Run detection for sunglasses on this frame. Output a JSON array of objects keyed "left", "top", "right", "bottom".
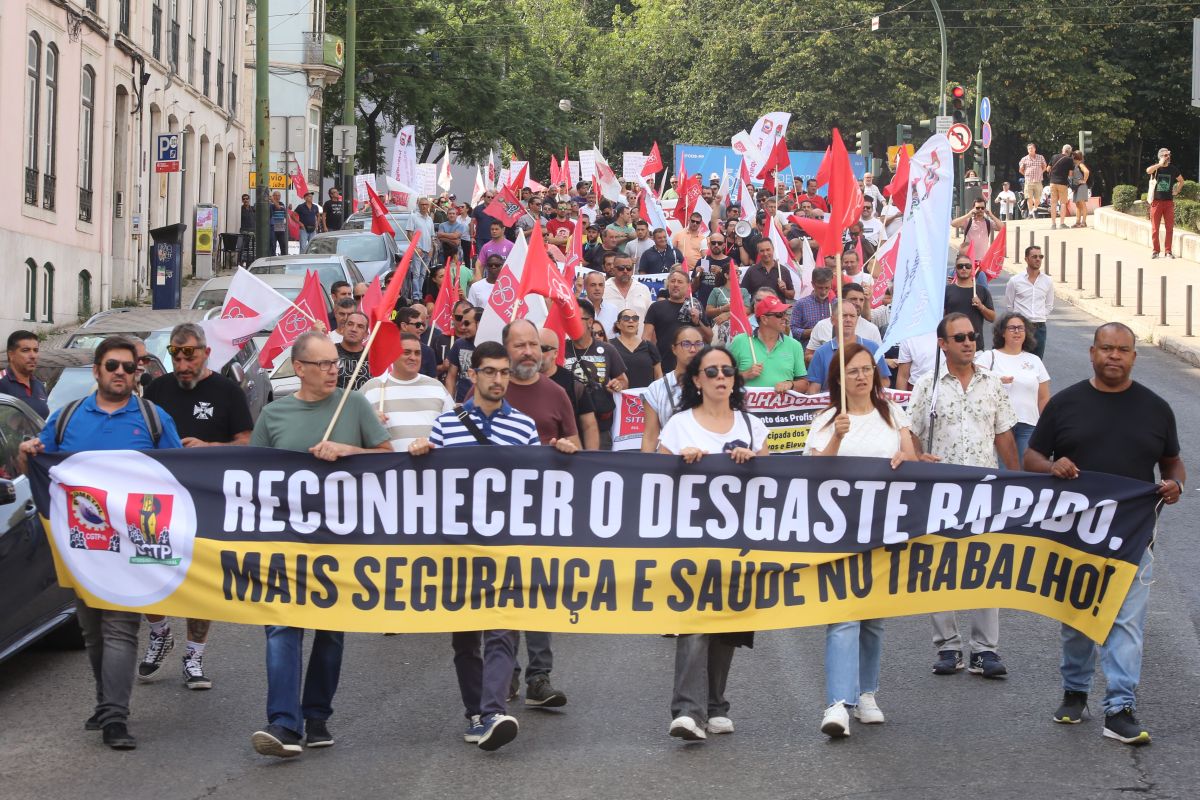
[
  {"left": 166, "top": 344, "right": 202, "bottom": 359},
  {"left": 702, "top": 365, "right": 737, "bottom": 378},
  {"left": 408, "top": 321, "right": 427, "bottom": 329},
  {"left": 540, "top": 344, "right": 558, "bottom": 353},
  {"left": 761, "top": 312, "right": 787, "bottom": 320},
  {"left": 946, "top": 332, "right": 981, "bottom": 343},
  {"left": 614, "top": 265, "right": 634, "bottom": 272},
  {"left": 453, "top": 314, "right": 467, "bottom": 322},
  {"left": 955, "top": 264, "right": 973, "bottom": 270},
  {"left": 690, "top": 219, "right": 702, "bottom": 225},
  {"left": 710, "top": 240, "right": 726, "bottom": 246},
  {"left": 618, "top": 314, "right": 640, "bottom": 322},
  {"left": 475, "top": 367, "right": 512, "bottom": 377},
  {"left": 102, "top": 359, "right": 137, "bottom": 374}
]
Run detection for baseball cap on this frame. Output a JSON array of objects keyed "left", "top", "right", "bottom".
[{"left": 754, "top": 295, "right": 792, "bottom": 316}]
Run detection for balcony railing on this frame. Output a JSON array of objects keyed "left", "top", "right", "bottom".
[
  {"left": 79, "top": 187, "right": 93, "bottom": 222},
  {"left": 24, "top": 167, "right": 38, "bottom": 206},
  {"left": 42, "top": 174, "right": 56, "bottom": 211}
]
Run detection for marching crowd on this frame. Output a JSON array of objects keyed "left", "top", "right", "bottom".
[{"left": 0, "top": 163, "right": 1185, "bottom": 758}]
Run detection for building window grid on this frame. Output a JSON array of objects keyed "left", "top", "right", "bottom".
[
  {"left": 79, "top": 66, "right": 95, "bottom": 221},
  {"left": 203, "top": 49, "right": 211, "bottom": 95},
  {"left": 216, "top": 60, "right": 224, "bottom": 106},
  {"left": 43, "top": 44, "right": 58, "bottom": 212},
  {"left": 169, "top": 19, "right": 180, "bottom": 71},
  {"left": 78, "top": 271, "right": 93, "bottom": 320},
  {"left": 119, "top": 0, "right": 132, "bottom": 35},
  {"left": 24, "top": 261, "right": 37, "bottom": 322},
  {"left": 187, "top": 35, "right": 195, "bottom": 84},
  {"left": 24, "top": 33, "right": 40, "bottom": 205},
  {"left": 152, "top": 4, "right": 163, "bottom": 60},
  {"left": 40, "top": 265, "right": 54, "bottom": 323}
]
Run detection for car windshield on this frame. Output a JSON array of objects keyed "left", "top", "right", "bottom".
[
  {"left": 192, "top": 290, "right": 228, "bottom": 310},
  {"left": 310, "top": 235, "right": 387, "bottom": 262}
]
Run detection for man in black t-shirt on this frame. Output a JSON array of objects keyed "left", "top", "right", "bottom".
[
  {"left": 943, "top": 255, "right": 996, "bottom": 345},
  {"left": 1024, "top": 322, "right": 1185, "bottom": 745},
  {"left": 336, "top": 311, "right": 371, "bottom": 390},
  {"left": 1146, "top": 147, "right": 1184, "bottom": 258},
  {"left": 323, "top": 188, "right": 345, "bottom": 232},
  {"left": 141, "top": 322, "right": 255, "bottom": 692},
  {"left": 1048, "top": 145, "right": 1074, "bottom": 229},
  {"left": 643, "top": 269, "right": 713, "bottom": 372}
]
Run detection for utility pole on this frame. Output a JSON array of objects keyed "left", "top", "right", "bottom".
[
  {"left": 931, "top": 0, "right": 947, "bottom": 116},
  {"left": 254, "top": 0, "right": 270, "bottom": 253},
  {"left": 341, "top": 0, "right": 356, "bottom": 209}
]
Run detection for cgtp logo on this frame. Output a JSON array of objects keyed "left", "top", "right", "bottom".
[
  {"left": 65, "top": 485, "right": 120, "bottom": 552},
  {"left": 126, "top": 493, "right": 180, "bottom": 565}
]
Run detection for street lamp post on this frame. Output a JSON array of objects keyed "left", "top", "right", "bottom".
[
  {"left": 931, "top": 0, "right": 947, "bottom": 116},
  {"left": 558, "top": 98, "right": 605, "bottom": 155}
]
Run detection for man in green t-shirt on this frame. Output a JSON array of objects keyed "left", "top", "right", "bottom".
[
  {"left": 727, "top": 295, "right": 808, "bottom": 393},
  {"left": 249, "top": 331, "right": 391, "bottom": 759}
]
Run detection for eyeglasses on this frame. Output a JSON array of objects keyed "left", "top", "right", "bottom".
[
  {"left": 297, "top": 359, "right": 339, "bottom": 371},
  {"left": 614, "top": 264, "right": 634, "bottom": 272},
  {"left": 166, "top": 344, "right": 202, "bottom": 359},
  {"left": 702, "top": 365, "right": 737, "bottom": 378},
  {"left": 137, "top": 355, "right": 154, "bottom": 365},
  {"left": 408, "top": 321, "right": 427, "bottom": 329},
  {"left": 1005, "top": 325, "right": 1026, "bottom": 333},
  {"left": 761, "top": 312, "right": 787, "bottom": 320},
  {"left": 540, "top": 344, "right": 558, "bottom": 353},
  {"left": 474, "top": 367, "right": 512, "bottom": 378},
  {"left": 677, "top": 340, "right": 704, "bottom": 350},
  {"left": 955, "top": 264, "right": 973, "bottom": 270},
  {"left": 618, "top": 314, "right": 640, "bottom": 322},
  {"left": 845, "top": 367, "right": 874, "bottom": 378},
  {"left": 946, "top": 332, "right": 980, "bottom": 343},
  {"left": 102, "top": 359, "right": 137, "bottom": 374}
]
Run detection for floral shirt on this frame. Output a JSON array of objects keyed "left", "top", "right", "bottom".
[{"left": 908, "top": 366, "right": 1017, "bottom": 468}]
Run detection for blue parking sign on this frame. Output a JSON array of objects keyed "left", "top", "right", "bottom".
[{"left": 155, "top": 133, "right": 180, "bottom": 173}]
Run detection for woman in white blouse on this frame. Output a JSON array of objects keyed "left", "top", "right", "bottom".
[
  {"left": 658, "top": 345, "right": 769, "bottom": 743},
  {"left": 804, "top": 342, "right": 916, "bottom": 738},
  {"left": 976, "top": 312, "right": 1050, "bottom": 463}
]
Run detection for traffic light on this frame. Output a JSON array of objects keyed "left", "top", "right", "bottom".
[
  {"left": 973, "top": 140, "right": 985, "bottom": 168},
  {"left": 1078, "top": 130, "right": 1093, "bottom": 155},
  {"left": 919, "top": 118, "right": 935, "bottom": 133},
  {"left": 896, "top": 123, "right": 913, "bottom": 146},
  {"left": 951, "top": 84, "right": 966, "bottom": 124},
  {"left": 855, "top": 130, "right": 871, "bottom": 160}
]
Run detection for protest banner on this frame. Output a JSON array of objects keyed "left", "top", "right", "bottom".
[
  {"left": 622, "top": 152, "right": 647, "bottom": 182},
  {"left": 29, "top": 448, "right": 1158, "bottom": 643}
]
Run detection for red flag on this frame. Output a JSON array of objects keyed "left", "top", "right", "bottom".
[
  {"left": 563, "top": 147, "right": 572, "bottom": 186},
  {"left": 814, "top": 145, "right": 832, "bottom": 188},
  {"left": 258, "top": 270, "right": 325, "bottom": 367},
  {"left": 430, "top": 261, "right": 461, "bottom": 335},
  {"left": 485, "top": 183, "right": 524, "bottom": 227},
  {"left": 883, "top": 145, "right": 911, "bottom": 214},
  {"left": 362, "top": 231, "right": 421, "bottom": 377},
  {"left": 365, "top": 183, "right": 395, "bottom": 236},
  {"left": 507, "top": 162, "right": 528, "bottom": 192},
  {"left": 673, "top": 173, "right": 702, "bottom": 226},
  {"left": 562, "top": 210, "right": 585, "bottom": 287},
  {"left": 642, "top": 141, "right": 664, "bottom": 176},
  {"left": 726, "top": 258, "right": 752, "bottom": 340},
  {"left": 827, "top": 129, "right": 864, "bottom": 235},
  {"left": 772, "top": 135, "right": 791, "bottom": 173},
  {"left": 517, "top": 225, "right": 585, "bottom": 340},
  {"left": 291, "top": 157, "right": 309, "bottom": 199},
  {"left": 789, "top": 213, "right": 841, "bottom": 269},
  {"left": 359, "top": 275, "right": 383, "bottom": 320},
  {"left": 978, "top": 225, "right": 1007, "bottom": 281},
  {"left": 549, "top": 154, "right": 561, "bottom": 186}
]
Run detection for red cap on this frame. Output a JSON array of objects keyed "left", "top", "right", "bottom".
[{"left": 754, "top": 295, "right": 792, "bottom": 316}]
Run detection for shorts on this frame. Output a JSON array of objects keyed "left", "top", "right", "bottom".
[
  {"left": 1050, "top": 184, "right": 1070, "bottom": 205},
  {"left": 1024, "top": 182, "right": 1043, "bottom": 203}
]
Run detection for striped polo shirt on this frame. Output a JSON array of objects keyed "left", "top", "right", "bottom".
[
  {"left": 428, "top": 398, "right": 539, "bottom": 448},
  {"left": 359, "top": 372, "right": 455, "bottom": 451}
]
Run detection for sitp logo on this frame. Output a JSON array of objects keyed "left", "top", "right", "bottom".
[{"left": 49, "top": 451, "right": 197, "bottom": 608}]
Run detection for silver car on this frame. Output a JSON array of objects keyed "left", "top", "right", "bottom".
[
  {"left": 248, "top": 253, "right": 365, "bottom": 295},
  {"left": 304, "top": 230, "right": 400, "bottom": 282}
]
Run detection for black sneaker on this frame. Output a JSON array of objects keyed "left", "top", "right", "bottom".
[
  {"left": 137, "top": 628, "right": 174, "bottom": 681},
  {"left": 102, "top": 722, "right": 137, "bottom": 750},
  {"left": 524, "top": 674, "right": 567, "bottom": 707},
  {"left": 1054, "top": 691, "right": 1088, "bottom": 724},
  {"left": 968, "top": 651, "right": 1008, "bottom": 679},
  {"left": 1103, "top": 707, "right": 1151, "bottom": 745},
  {"left": 507, "top": 671, "right": 520, "bottom": 702},
  {"left": 251, "top": 724, "right": 303, "bottom": 758},
  {"left": 85, "top": 712, "right": 102, "bottom": 731},
  {"left": 305, "top": 719, "right": 334, "bottom": 748},
  {"left": 183, "top": 653, "right": 212, "bottom": 690},
  {"left": 932, "top": 650, "right": 964, "bottom": 675}
]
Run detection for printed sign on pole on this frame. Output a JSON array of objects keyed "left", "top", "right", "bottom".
[
  {"left": 980, "top": 96, "right": 992, "bottom": 123},
  {"left": 981, "top": 122, "right": 993, "bottom": 150},
  {"left": 155, "top": 133, "right": 180, "bottom": 173},
  {"left": 946, "top": 123, "right": 973, "bottom": 154}
]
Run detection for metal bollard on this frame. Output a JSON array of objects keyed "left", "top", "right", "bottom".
[
  {"left": 1059, "top": 241, "right": 1066, "bottom": 283},
  {"left": 1136, "top": 268, "right": 1144, "bottom": 316},
  {"left": 1095, "top": 259, "right": 1101, "bottom": 298},
  {"left": 1189, "top": 286, "right": 1194, "bottom": 337},
  {"left": 1161, "top": 275, "right": 1168, "bottom": 326},
  {"left": 1115, "top": 261, "right": 1122, "bottom": 307},
  {"left": 1044, "top": 236, "right": 1051, "bottom": 275},
  {"left": 1013, "top": 226, "right": 1021, "bottom": 264},
  {"left": 1076, "top": 250, "right": 1084, "bottom": 290}
]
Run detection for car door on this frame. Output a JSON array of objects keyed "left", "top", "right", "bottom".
[{"left": 0, "top": 398, "right": 71, "bottom": 656}]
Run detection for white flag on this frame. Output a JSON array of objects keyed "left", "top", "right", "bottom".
[
  {"left": 438, "top": 147, "right": 453, "bottom": 192},
  {"left": 749, "top": 111, "right": 791, "bottom": 162},
  {"left": 220, "top": 267, "right": 293, "bottom": 322},
  {"left": 475, "top": 235, "right": 548, "bottom": 344},
  {"left": 593, "top": 152, "right": 625, "bottom": 203},
  {"left": 472, "top": 167, "right": 487, "bottom": 206},
  {"left": 390, "top": 125, "right": 417, "bottom": 190}
]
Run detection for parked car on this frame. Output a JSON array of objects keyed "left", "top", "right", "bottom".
[
  {"left": 343, "top": 207, "right": 416, "bottom": 242},
  {"left": 248, "top": 253, "right": 364, "bottom": 295},
  {"left": 304, "top": 230, "right": 400, "bottom": 282},
  {"left": 0, "top": 348, "right": 168, "bottom": 415},
  {"left": 190, "top": 272, "right": 335, "bottom": 319},
  {"left": 0, "top": 394, "right": 82, "bottom": 662}
]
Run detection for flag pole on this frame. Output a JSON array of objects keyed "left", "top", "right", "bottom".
[
  {"left": 835, "top": 255, "right": 847, "bottom": 412},
  {"left": 321, "top": 321, "right": 385, "bottom": 442}
]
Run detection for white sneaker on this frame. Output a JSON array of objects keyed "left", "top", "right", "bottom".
[
  {"left": 669, "top": 716, "right": 707, "bottom": 741},
  {"left": 854, "top": 692, "right": 885, "bottom": 724},
  {"left": 706, "top": 716, "right": 734, "bottom": 734},
  {"left": 820, "top": 702, "right": 850, "bottom": 738}
]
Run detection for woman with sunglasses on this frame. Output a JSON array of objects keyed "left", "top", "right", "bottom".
[
  {"left": 610, "top": 309, "right": 662, "bottom": 389},
  {"left": 804, "top": 342, "right": 916, "bottom": 738},
  {"left": 640, "top": 325, "right": 704, "bottom": 452},
  {"left": 976, "top": 312, "right": 1050, "bottom": 462},
  {"left": 657, "top": 345, "right": 768, "bottom": 742}
]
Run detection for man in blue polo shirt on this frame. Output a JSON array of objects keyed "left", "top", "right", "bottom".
[
  {"left": 1, "top": 330, "right": 49, "bottom": 418},
  {"left": 20, "top": 335, "right": 181, "bottom": 751},
  {"left": 805, "top": 301, "right": 892, "bottom": 391},
  {"left": 409, "top": 340, "right": 576, "bottom": 752}
]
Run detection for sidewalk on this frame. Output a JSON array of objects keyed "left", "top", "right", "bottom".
[{"left": 993, "top": 209, "right": 1200, "bottom": 368}]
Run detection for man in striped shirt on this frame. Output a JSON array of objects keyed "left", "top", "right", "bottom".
[
  {"left": 358, "top": 332, "right": 454, "bottom": 450},
  {"left": 408, "top": 341, "right": 575, "bottom": 751}
]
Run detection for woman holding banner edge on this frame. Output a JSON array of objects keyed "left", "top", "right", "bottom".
[
  {"left": 804, "top": 343, "right": 917, "bottom": 738},
  {"left": 657, "top": 345, "right": 769, "bottom": 741}
]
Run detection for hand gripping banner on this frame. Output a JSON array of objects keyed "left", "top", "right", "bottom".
[{"left": 29, "top": 449, "right": 1159, "bottom": 643}]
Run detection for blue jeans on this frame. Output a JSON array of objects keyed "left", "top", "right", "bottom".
[
  {"left": 1031, "top": 322, "right": 1047, "bottom": 360},
  {"left": 299, "top": 227, "right": 314, "bottom": 252},
  {"left": 1060, "top": 550, "right": 1153, "bottom": 715},
  {"left": 264, "top": 626, "right": 345, "bottom": 735},
  {"left": 1011, "top": 422, "right": 1035, "bottom": 466},
  {"left": 825, "top": 620, "right": 884, "bottom": 706}
]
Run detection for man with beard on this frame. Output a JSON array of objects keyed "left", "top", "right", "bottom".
[
  {"left": 140, "top": 323, "right": 254, "bottom": 691},
  {"left": 644, "top": 269, "right": 713, "bottom": 372},
  {"left": 335, "top": 311, "right": 371, "bottom": 390}
]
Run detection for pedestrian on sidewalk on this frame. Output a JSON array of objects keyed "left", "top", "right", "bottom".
[
  {"left": 1024, "top": 322, "right": 1185, "bottom": 745},
  {"left": 1018, "top": 143, "right": 1048, "bottom": 218},
  {"left": 1070, "top": 151, "right": 1091, "bottom": 228},
  {"left": 1004, "top": 246, "right": 1054, "bottom": 359},
  {"left": 1146, "top": 147, "right": 1184, "bottom": 259},
  {"left": 1048, "top": 145, "right": 1074, "bottom": 230}
]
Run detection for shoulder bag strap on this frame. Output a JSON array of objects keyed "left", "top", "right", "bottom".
[{"left": 454, "top": 404, "right": 493, "bottom": 446}]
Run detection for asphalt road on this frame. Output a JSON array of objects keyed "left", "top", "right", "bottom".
[{"left": 2, "top": 285, "right": 1199, "bottom": 800}]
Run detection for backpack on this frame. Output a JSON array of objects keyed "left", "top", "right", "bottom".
[{"left": 55, "top": 395, "right": 163, "bottom": 447}]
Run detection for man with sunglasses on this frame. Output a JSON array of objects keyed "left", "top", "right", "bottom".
[
  {"left": 908, "top": 312, "right": 1019, "bottom": 680},
  {"left": 546, "top": 203, "right": 577, "bottom": 249},
  {"left": 397, "top": 305, "right": 439, "bottom": 378},
  {"left": 140, "top": 323, "right": 254, "bottom": 691},
  {"left": 944, "top": 256, "right": 996, "bottom": 346},
  {"left": 692, "top": 234, "right": 733, "bottom": 308},
  {"left": 638, "top": 228, "right": 683, "bottom": 275},
  {"left": 728, "top": 295, "right": 807, "bottom": 392},
  {"left": 644, "top": 270, "right": 713, "bottom": 372},
  {"left": 671, "top": 213, "right": 706, "bottom": 266},
  {"left": 468, "top": 255, "right": 505, "bottom": 309},
  {"left": 20, "top": 336, "right": 182, "bottom": 751},
  {"left": 249, "top": 331, "right": 391, "bottom": 758},
  {"left": 475, "top": 221, "right": 513, "bottom": 275},
  {"left": 1004, "top": 245, "right": 1055, "bottom": 359},
  {"left": 445, "top": 306, "right": 483, "bottom": 402}
]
